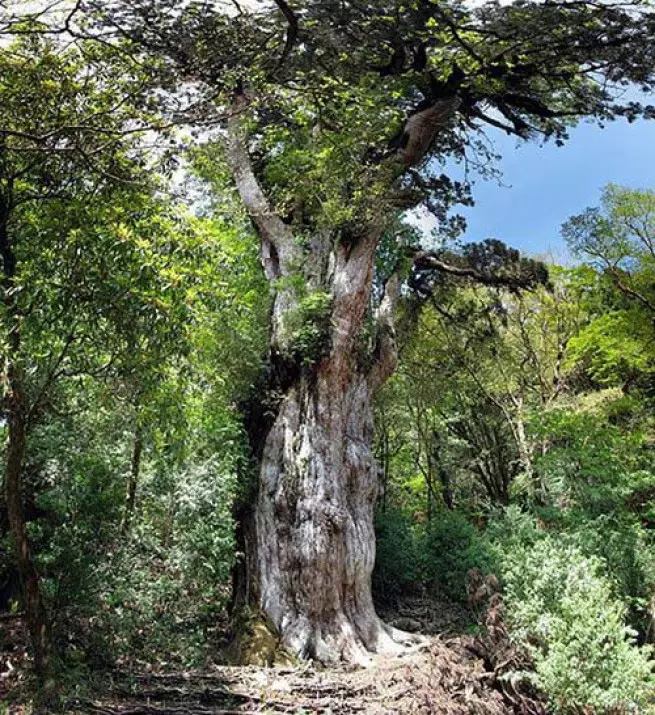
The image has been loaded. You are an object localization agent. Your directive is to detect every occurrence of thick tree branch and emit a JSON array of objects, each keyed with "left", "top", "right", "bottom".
[
  {"left": 393, "top": 97, "right": 461, "bottom": 169},
  {"left": 412, "top": 250, "right": 544, "bottom": 291},
  {"left": 272, "top": 0, "right": 299, "bottom": 71},
  {"left": 370, "top": 274, "right": 400, "bottom": 390},
  {"left": 224, "top": 93, "right": 298, "bottom": 281}
]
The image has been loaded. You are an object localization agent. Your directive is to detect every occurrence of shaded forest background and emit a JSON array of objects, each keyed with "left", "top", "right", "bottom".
[{"left": 0, "top": 3, "right": 654, "bottom": 713}]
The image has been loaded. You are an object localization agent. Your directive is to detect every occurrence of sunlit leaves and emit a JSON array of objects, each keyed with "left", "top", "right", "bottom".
[{"left": 562, "top": 185, "right": 655, "bottom": 389}]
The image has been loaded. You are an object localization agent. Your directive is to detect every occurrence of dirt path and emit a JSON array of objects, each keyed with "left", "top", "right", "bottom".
[
  {"left": 3, "top": 595, "right": 545, "bottom": 714},
  {"left": 64, "top": 635, "right": 541, "bottom": 715}
]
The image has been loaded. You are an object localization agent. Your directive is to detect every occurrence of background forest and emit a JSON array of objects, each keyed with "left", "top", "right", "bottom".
[{"left": 1, "top": 1, "right": 655, "bottom": 714}]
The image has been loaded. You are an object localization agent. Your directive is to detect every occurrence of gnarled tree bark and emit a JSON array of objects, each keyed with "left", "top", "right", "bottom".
[
  {"left": 225, "top": 91, "right": 456, "bottom": 663},
  {"left": 254, "top": 365, "right": 399, "bottom": 663}
]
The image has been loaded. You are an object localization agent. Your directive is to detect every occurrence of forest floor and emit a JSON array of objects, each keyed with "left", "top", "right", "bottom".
[{"left": 1, "top": 594, "right": 546, "bottom": 715}]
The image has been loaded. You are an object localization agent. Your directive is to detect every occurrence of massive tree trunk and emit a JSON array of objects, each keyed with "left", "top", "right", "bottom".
[
  {"left": 226, "top": 91, "right": 448, "bottom": 663},
  {"left": 254, "top": 364, "right": 401, "bottom": 663},
  {"left": 237, "top": 223, "right": 402, "bottom": 662},
  {"left": 256, "top": 372, "right": 371, "bottom": 660}
]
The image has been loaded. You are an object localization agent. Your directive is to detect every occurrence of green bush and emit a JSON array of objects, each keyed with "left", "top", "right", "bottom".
[
  {"left": 422, "top": 510, "right": 496, "bottom": 602},
  {"left": 373, "top": 508, "right": 496, "bottom": 604},
  {"left": 527, "top": 406, "right": 655, "bottom": 636},
  {"left": 566, "top": 513, "right": 655, "bottom": 631},
  {"left": 282, "top": 291, "right": 334, "bottom": 365},
  {"left": 93, "top": 457, "right": 237, "bottom": 666},
  {"left": 373, "top": 508, "right": 422, "bottom": 602},
  {"left": 493, "top": 527, "right": 654, "bottom": 713},
  {"left": 27, "top": 417, "right": 128, "bottom": 631}
]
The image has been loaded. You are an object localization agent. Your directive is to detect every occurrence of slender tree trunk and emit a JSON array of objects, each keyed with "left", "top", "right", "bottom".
[
  {"left": 381, "top": 431, "right": 389, "bottom": 514},
  {"left": 430, "top": 432, "right": 454, "bottom": 510},
  {"left": 514, "top": 401, "right": 533, "bottom": 481},
  {"left": 514, "top": 402, "right": 546, "bottom": 504},
  {"left": 4, "top": 366, "right": 50, "bottom": 678},
  {"left": 1, "top": 210, "right": 50, "bottom": 679},
  {"left": 437, "top": 465, "right": 454, "bottom": 510},
  {"left": 646, "top": 592, "right": 655, "bottom": 644},
  {"left": 121, "top": 423, "right": 143, "bottom": 535}
]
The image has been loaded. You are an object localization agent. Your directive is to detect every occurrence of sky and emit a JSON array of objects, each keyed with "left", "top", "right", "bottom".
[{"left": 438, "top": 117, "right": 655, "bottom": 263}]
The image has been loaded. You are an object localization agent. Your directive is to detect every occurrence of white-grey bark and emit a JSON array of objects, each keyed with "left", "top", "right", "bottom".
[
  {"left": 397, "top": 97, "right": 461, "bottom": 168},
  {"left": 256, "top": 366, "right": 408, "bottom": 663},
  {"left": 370, "top": 274, "right": 400, "bottom": 390},
  {"left": 225, "top": 91, "right": 457, "bottom": 663},
  {"left": 225, "top": 95, "right": 302, "bottom": 350}
]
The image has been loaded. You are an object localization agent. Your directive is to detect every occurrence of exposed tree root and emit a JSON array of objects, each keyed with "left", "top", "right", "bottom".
[
  {"left": 4, "top": 593, "right": 547, "bottom": 715},
  {"left": 64, "top": 633, "right": 545, "bottom": 715}
]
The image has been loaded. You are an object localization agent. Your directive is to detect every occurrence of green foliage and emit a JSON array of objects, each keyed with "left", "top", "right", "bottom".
[
  {"left": 373, "top": 508, "right": 422, "bottom": 602},
  {"left": 101, "top": 0, "right": 655, "bottom": 238},
  {"left": 566, "top": 309, "right": 655, "bottom": 385},
  {"left": 374, "top": 508, "right": 495, "bottom": 604},
  {"left": 563, "top": 185, "right": 655, "bottom": 389},
  {"left": 376, "top": 184, "right": 655, "bottom": 713},
  {"left": 172, "top": 458, "right": 237, "bottom": 592},
  {"left": 564, "top": 185, "right": 655, "bottom": 271},
  {"left": 422, "top": 512, "right": 496, "bottom": 603},
  {"left": 491, "top": 525, "right": 654, "bottom": 713},
  {"left": 2, "top": 5, "right": 655, "bottom": 711},
  {"left": 95, "top": 457, "right": 238, "bottom": 666},
  {"left": 29, "top": 407, "right": 127, "bottom": 621},
  {"left": 282, "top": 291, "right": 334, "bottom": 365},
  {"left": 531, "top": 403, "right": 649, "bottom": 512},
  {"left": 0, "top": 36, "right": 268, "bottom": 665},
  {"left": 527, "top": 402, "right": 655, "bottom": 630}
]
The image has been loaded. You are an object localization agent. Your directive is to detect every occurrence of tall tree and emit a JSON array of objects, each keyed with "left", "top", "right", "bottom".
[
  {"left": 563, "top": 185, "right": 655, "bottom": 388},
  {"left": 0, "top": 30, "right": 165, "bottom": 677},
  {"left": 87, "top": 0, "right": 655, "bottom": 663}
]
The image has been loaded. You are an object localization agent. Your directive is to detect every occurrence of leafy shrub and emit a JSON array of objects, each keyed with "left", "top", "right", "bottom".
[
  {"left": 421, "top": 510, "right": 496, "bottom": 602},
  {"left": 93, "top": 457, "right": 237, "bottom": 666},
  {"left": 531, "top": 407, "right": 648, "bottom": 516},
  {"left": 282, "top": 291, "right": 333, "bottom": 365},
  {"left": 26, "top": 417, "right": 128, "bottom": 630},
  {"left": 529, "top": 406, "right": 655, "bottom": 635},
  {"left": 492, "top": 521, "right": 654, "bottom": 713},
  {"left": 567, "top": 513, "right": 655, "bottom": 630},
  {"left": 373, "top": 508, "right": 422, "bottom": 602},
  {"left": 374, "top": 508, "right": 495, "bottom": 604}
]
